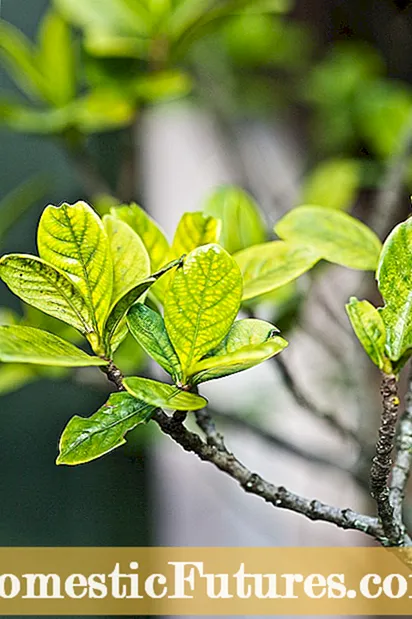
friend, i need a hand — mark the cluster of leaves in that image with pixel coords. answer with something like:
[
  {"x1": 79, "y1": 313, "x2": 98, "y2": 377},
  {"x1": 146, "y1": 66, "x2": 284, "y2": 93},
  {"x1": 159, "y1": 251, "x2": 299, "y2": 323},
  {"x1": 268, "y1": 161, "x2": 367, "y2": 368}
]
[
  {"x1": 0, "y1": 0, "x2": 289, "y2": 136},
  {"x1": 346, "y1": 215, "x2": 412, "y2": 376},
  {"x1": 0, "y1": 187, "x2": 382, "y2": 465}
]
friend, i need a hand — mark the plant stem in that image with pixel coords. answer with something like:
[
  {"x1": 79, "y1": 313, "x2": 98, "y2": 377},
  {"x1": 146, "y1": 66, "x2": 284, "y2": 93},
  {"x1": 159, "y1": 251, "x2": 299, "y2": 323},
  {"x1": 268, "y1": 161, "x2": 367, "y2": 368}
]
[{"x1": 370, "y1": 373, "x2": 403, "y2": 545}]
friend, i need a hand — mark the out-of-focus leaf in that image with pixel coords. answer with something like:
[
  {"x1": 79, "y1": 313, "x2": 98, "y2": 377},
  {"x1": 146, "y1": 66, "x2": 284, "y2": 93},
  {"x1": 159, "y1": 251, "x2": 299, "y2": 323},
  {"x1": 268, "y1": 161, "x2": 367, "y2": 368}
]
[
  {"x1": 0, "y1": 364, "x2": 36, "y2": 395},
  {"x1": 170, "y1": 211, "x2": 221, "y2": 259},
  {"x1": 0, "y1": 100, "x2": 71, "y2": 133},
  {"x1": 73, "y1": 90, "x2": 135, "y2": 131},
  {"x1": 0, "y1": 175, "x2": 49, "y2": 242},
  {"x1": 103, "y1": 215, "x2": 150, "y2": 306},
  {"x1": 0, "y1": 20, "x2": 46, "y2": 100},
  {"x1": 37, "y1": 10, "x2": 76, "y2": 107},
  {"x1": 345, "y1": 297, "x2": 390, "y2": 372},
  {"x1": 234, "y1": 241, "x2": 320, "y2": 301},
  {"x1": 54, "y1": 0, "x2": 148, "y2": 36},
  {"x1": 56, "y1": 392, "x2": 154, "y2": 465},
  {"x1": 133, "y1": 71, "x2": 192, "y2": 102},
  {"x1": 84, "y1": 33, "x2": 146, "y2": 58},
  {"x1": 203, "y1": 186, "x2": 266, "y2": 254},
  {"x1": 275, "y1": 206, "x2": 382, "y2": 270},
  {"x1": 189, "y1": 318, "x2": 288, "y2": 384},
  {"x1": 164, "y1": 244, "x2": 242, "y2": 377},
  {"x1": 0, "y1": 254, "x2": 94, "y2": 335},
  {"x1": 112, "y1": 203, "x2": 169, "y2": 272},
  {"x1": 127, "y1": 303, "x2": 182, "y2": 381},
  {"x1": 0, "y1": 325, "x2": 107, "y2": 366},
  {"x1": 123, "y1": 376, "x2": 207, "y2": 410},
  {"x1": 38, "y1": 201, "x2": 113, "y2": 352},
  {"x1": 377, "y1": 217, "x2": 412, "y2": 361},
  {"x1": 302, "y1": 159, "x2": 360, "y2": 211}
]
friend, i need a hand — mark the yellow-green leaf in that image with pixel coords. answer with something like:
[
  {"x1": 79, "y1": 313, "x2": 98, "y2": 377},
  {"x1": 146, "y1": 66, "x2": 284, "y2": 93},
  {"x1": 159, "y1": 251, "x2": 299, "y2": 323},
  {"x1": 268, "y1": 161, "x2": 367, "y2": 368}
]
[
  {"x1": 123, "y1": 376, "x2": 207, "y2": 410},
  {"x1": 73, "y1": 90, "x2": 135, "y2": 132},
  {"x1": 234, "y1": 241, "x2": 320, "y2": 301},
  {"x1": 0, "y1": 254, "x2": 94, "y2": 335},
  {"x1": 203, "y1": 185, "x2": 266, "y2": 253},
  {"x1": 37, "y1": 10, "x2": 75, "y2": 106},
  {"x1": 275, "y1": 206, "x2": 381, "y2": 270},
  {"x1": 127, "y1": 303, "x2": 182, "y2": 382},
  {"x1": 104, "y1": 258, "x2": 182, "y2": 352},
  {"x1": 57, "y1": 392, "x2": 154, "y2": 466},
  {"x1": 345, "y1": 297, "x2": 391, "y2": 372},
  {"x1": 111, "y1": 204, "x2": 169, "y2": 271},
  {"x1": 170, "y1": 211, "x2": 221, "y2": 259},
  {"x1": 164, "y1": 244, "x2": 242, "y2": 377},
  {"x1": 302, "y1": 159, "x2": 360, "y2": 211},
  {"x1": 0, "y1": 364, "x2": 36, "y2": 395},
  {"x1": 103, "y1": 215, "x2": 150, "y2": 307},
  {"x1": 189, "y1": 318, "x2": 288, "y2": 384},
  {"x1": 377, "y1": 217, "x2": 412, "y2": 361},
  {"x1": 37, "y1": 201, "x2": 113, "y2": 349},
  {"x1": 0, "y1": 325, "x2": 107, "y2": 367}
]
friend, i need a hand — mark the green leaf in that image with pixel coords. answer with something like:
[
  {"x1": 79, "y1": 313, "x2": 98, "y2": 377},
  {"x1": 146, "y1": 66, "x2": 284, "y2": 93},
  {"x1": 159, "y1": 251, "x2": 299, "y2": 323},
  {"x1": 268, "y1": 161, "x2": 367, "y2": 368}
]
[
  {"x1": 203, "y1": 186, "x2": 266, "y2": 254},
  {"x1": 54, "y1": 0, "x2": 147, "y2": 36},
  {"x1": 56, "y1": 392, "x2": 153, "y2": 466},
  {"x1": 0, "y1": 254, "x2": 94, "y2": 335},
  {"x1": 164, "y1": 244, "x2": 242, "y2": 377},
  {"x1": 234, "y1": 241, "x2": 320, "y2": 301},
  {"x1": 104, "y1": 258, "x2": 182, "y2": 352},
  {"x1": 127, "y1": 303, "x2": 182, "y2": 382},
  {"x1": 103, "y1": 215, "x2": 150, "y2": 307},
  {"x1": 275, "y1": 206, "x2": 382, "y2": 270},
  {"x1": 73, "y1": 90, "x2": 135, "y2": 132},
  {"x1": 123, "y1": 376, "x2": 207, "y2": 410},
  {"x1": 0, "y1": 364, "x2": 36, "y2": 395},
  {"x1": 37, "y1": 10, "x2": 76, "y2": 106},
  {"x1": 0, "y1": 100, "x2": 71, "y2": 134},
  {"x1": 345, "y1": 297, "x2": 391, "y2": 372},
  {"x1": 0, "y1": 325, "x2": 107, "y2": 367},
  {"x1": 37, "y1": 201, "x2": 113, "y2": 351},
  {"x1": 170, "y1": 211, "x2": 221, "y2": 259},
  {"x1": 133, "y1": 70, "x2": 192, "y2": 102},
  {"x1": 189, "y1": 318, "x2": 288, "y2": 384},
  {"x1": 377, "y1": 217, "x2": 412, "y2": 361},
  {"x1": 111, "y1": 204, "x2": 169, "y2": 271},
  {"x1": 302, "y1": 159, "x2": 360, "y2": 211},
  {"x1": 0, "y1": 20, "x2": 46, "y2": 100}
]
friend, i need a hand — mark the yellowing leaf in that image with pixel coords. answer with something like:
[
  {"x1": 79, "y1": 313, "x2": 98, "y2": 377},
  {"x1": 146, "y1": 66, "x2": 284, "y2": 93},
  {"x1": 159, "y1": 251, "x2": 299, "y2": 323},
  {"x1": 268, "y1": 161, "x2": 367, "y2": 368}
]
[
  {"x1": 203, "y1": 185, "x2": 266, "y2": 253},
  {"x1": 164, "y1": 244, "x2": 242, "y2": 377},
  {"x1": 0, "y1": 254, "x2": 94, "y2": 335},
  {"x1": 111, "y1": 204, "x2": 169, "y2": 271},
  {"x1": 103, "y1": 215, "x2": 150, "y2": 307},
  {"x1": 127, "y1": 303, "x2": 182, "y2": 382},
  {"x1": 275, "y1": 206, "x2": 381, "y2": 270},
  {"x1": 37, "y1": 201, "x2": 113, "y2": 351},
  {"x1": 170, "y1": 211, "x2": 221, "y2": 259},
  {"x1": 234, "y1": 241, "x2": 320, "y2": 301},
  {"x1": 345, "y1": 297, "x2": 390, "y2": 372},
  {"x1": 57, "y1": 392, "x2": 154, "y2": 466},
  {"x1": 104, "y1": 258, "x2": 182, "y2": 353},
  {"x1": 377, "y1": 217, "x2": 412, "y2": 361},
  {"x1": 123, "y1": 376, "x2": 207, "y2": 410},
  {"x1": 0, "y1": 325, "x2": 107, "y2": 366},
  {"x1": 189, "y1": 318, "x2": 288, "y2": 384},
  {"x1": 190, "y1": 319, "x2": 288, "y2": 385}
]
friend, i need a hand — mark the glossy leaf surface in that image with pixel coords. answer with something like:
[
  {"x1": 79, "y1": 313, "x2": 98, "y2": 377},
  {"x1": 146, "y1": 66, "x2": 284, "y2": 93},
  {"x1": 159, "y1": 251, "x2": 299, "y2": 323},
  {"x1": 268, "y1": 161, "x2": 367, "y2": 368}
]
[
  {"x1": 123, "y1": 376, "x2": 207, "y2": 410},
  {"x1": 345, "y1": 297, "x2": 390, "y2": 371}
]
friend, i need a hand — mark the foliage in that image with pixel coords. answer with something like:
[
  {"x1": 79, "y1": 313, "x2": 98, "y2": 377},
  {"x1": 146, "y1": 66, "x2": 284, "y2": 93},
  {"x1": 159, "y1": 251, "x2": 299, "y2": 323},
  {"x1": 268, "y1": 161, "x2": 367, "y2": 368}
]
[{"x1": 0, "y1": 192, "x2": 399, "y2": 466}]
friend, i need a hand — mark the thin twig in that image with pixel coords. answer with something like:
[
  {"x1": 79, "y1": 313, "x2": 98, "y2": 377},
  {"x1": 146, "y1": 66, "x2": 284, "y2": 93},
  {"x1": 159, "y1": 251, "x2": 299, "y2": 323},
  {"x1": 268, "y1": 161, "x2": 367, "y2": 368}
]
[
  {"x1": 274, "y1": 355, "x2": 364, "y2": 448},
  {"x1": 194, "y1": 408, "x2": 227, "y2": 451},
  {"x1": 151, "y1": 408, "x2": 385, "y2": 541},
  {"x1": 390, "y1": 367, "x2": 412, "y2": 531},
  {"x1": 370, "y1": 373, "x2": 403, "y2": 545}
]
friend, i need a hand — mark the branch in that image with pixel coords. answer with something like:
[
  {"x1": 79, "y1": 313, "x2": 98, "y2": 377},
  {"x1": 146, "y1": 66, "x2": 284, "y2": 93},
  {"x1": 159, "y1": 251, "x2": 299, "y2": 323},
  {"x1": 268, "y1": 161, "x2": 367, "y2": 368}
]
[
  {"x1": 370, "y1": 373, "x2": 403, "y2": 545},
  {"x1": 209, "y1": 407, "x2": 370, "y2": 492},
  {"x1": 194, "y1": 408, "x2": 227, "y2": 451},
  {"x1": 390, "y1": 367, "x2": 412, "y2": 533},
  {"x1": 151, "y1": 408, "x2": 384, "y2": 541}
]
